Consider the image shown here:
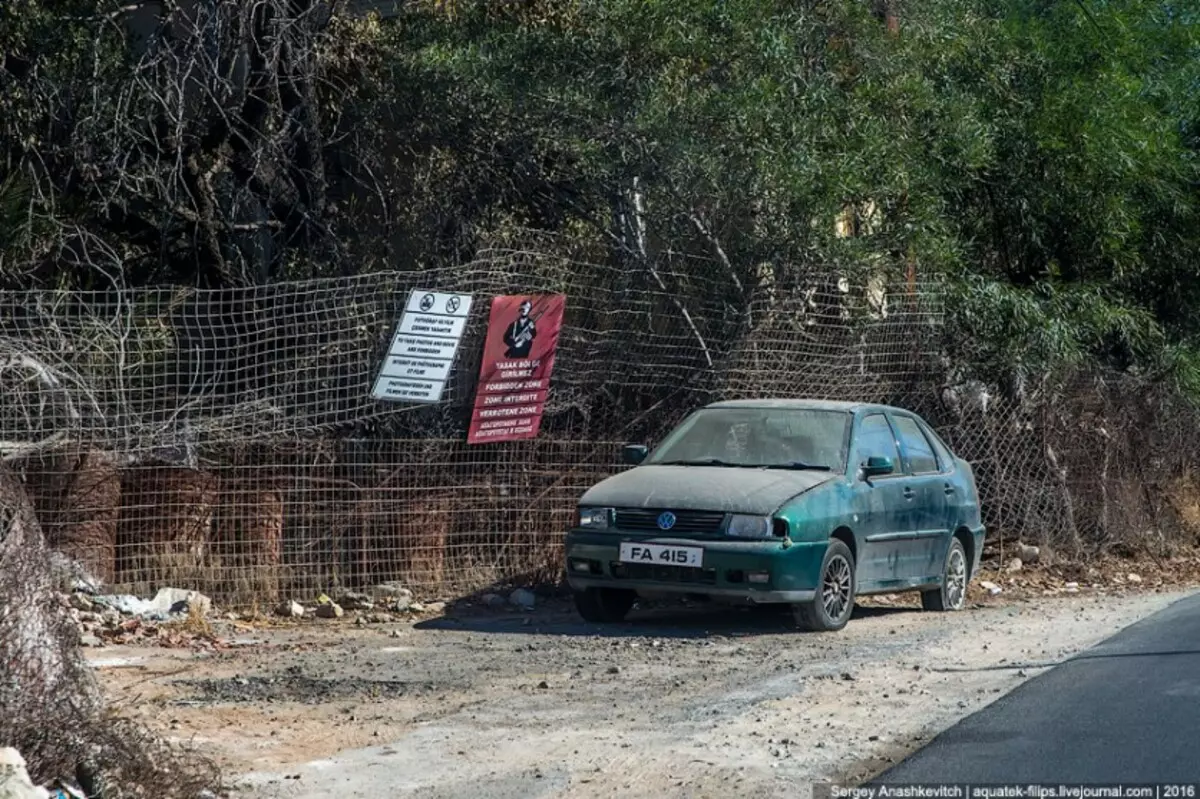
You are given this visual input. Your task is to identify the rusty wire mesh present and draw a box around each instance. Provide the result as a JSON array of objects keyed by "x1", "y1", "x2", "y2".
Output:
[{"x1": 0, "y1": 238, "x2": 1196, "y2": 604}]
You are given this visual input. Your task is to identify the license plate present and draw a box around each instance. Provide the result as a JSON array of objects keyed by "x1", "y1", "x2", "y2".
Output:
[{"x1": 618, "y1": 542, "x2": 703, "y2": 568}]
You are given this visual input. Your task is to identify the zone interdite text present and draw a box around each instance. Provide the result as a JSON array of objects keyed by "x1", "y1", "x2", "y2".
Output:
[{"x1": 824, "y1": 786, "x2": 1194, "y2": 799}]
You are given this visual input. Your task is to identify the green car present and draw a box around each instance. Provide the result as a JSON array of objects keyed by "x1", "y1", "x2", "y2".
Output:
[{"x1": 565, "y1": 399, "x2": 986, "y2": 631}]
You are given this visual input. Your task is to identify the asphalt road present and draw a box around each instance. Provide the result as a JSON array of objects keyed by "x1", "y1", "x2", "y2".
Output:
[{"x1": 874, "y1": 592, "x2": 1200, "y2": 784}]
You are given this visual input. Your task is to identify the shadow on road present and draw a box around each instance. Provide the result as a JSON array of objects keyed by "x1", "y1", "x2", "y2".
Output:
[{"x1": 415, "y1": 600, "x2": 917, "y2": 639}]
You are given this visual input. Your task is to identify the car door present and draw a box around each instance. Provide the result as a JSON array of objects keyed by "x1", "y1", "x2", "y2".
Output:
[
  {"x1": 848, "y1": 412, "x2": 913, "y2": 588},
  {"x1": 888, "y1": 413, "x2": 952, "y2": 583}
]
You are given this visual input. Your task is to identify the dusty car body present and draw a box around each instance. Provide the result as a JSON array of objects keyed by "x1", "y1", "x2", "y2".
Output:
[{"x1": 564, "y1": 399, "x2": 985, "y2": 631}]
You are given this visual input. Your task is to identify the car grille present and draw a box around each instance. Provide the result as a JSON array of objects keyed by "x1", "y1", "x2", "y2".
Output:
[
  {"x1": 611, "y1": 563, "x2": 719, "y2": 585},
  {"x1": 614, "y1": 508, "x2": 726, "y2": 535}
]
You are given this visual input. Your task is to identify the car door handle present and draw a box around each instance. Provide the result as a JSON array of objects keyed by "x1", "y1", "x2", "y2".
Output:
[
  {"x1": 943, "y1": 484, "x2": 956, "y2": 495},
  {"x1": 903, "y1": 487, "x2": 915, "y2": 500}
]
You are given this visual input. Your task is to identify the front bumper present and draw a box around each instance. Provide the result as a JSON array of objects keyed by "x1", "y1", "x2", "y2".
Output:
[{"x1": 564, "y1": 529, "x2": 827, "y2": 602}]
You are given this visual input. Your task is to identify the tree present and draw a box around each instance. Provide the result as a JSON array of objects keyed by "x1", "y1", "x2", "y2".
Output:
[{"x1": 1, "y1": 0, "x2": 394, "y2": 288}]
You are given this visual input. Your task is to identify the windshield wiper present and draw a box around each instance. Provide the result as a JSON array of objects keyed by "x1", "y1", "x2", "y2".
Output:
[
  {"x1": 656, "y1": 458, "x2": 744, "y2": 467},
  {"x1": 764, "y1": 461, "x2": 832, "y2": 471}
]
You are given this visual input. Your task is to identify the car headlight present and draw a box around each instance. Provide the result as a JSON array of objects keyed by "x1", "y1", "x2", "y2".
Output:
[
  {"x1": 577, "y1": 507, "x2": 615, "y2": 530},
  {"x1": 726, "y1": 514, "x2": 773, "y2": 539}
]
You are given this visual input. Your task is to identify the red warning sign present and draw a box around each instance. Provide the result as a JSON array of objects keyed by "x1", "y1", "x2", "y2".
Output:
[{"x1": 467, "y1": 294, "x2": 566, "y2": 445}]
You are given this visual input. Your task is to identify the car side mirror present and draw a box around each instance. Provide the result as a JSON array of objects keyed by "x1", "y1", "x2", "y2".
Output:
[
  {"x1": 862, "y1": 455, "x2": 895, "y2": 478},
  {"x1": 622, "y1": 444, "x2": 649, "y2": 466}
]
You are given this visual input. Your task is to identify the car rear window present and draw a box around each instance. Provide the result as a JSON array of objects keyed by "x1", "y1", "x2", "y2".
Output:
[{"x1": 891, "y1": 415, "x2": 940, "y2": 474}]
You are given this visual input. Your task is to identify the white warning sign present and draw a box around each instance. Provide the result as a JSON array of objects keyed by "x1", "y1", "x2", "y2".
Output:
[{"x1": 371, "y1": 290, "x2": 472, "y2": 403}]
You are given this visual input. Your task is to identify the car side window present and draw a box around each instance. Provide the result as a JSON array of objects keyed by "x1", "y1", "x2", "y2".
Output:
[
  {"x1": 892, "y1": 415, "x2": 940, "y2": 474},
  {"x1": 852, "y1": 414, "x2": 899, "y2": 471},
  {"x1": 920, "y1": 421, "x2": 955, "y2": 473}
]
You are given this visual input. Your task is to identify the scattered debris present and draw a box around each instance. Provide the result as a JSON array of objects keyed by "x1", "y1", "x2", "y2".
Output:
[
  {"x1": 481, "y1": 593, "x2": 507, "y2": 608},
  {"x1": 424, "y1": 601, "x2": 447, "y2": 615},
  {"x1": 149, "y1": 587, "x2": 212, "y2": 617},
  {"x1": 276, "y1": 600, "x2": 305, "y2": 618},
  {"x1": 90, "y1": 594, "x2": 155, "y2": 617},
  {"x1": 1127, "y1": 573, "x2": 1143, "y2": 584},
  {"x1": 66, "y1": 586, "x2": 227, "y2": 650},
  {"x1": 979, "y1": 581, "x2": 1003, "y2": 595},
  {"x1": 1006, "y1": 558, "x2": 1023, "y2": 573},
  {"x1": 68, "y1": 593, "x2": 94, "y2": 613},
  {"x1": 1064, "y1": 582, "x2": 1080, "y2": 593},
  {"x1": 89, "y1": 587, "x2": 212, "y2": 621}
]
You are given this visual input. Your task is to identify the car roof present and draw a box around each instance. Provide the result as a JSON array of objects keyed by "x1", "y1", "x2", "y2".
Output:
[{"x1": 704, "y1": 398, "x2": 917, "y2": 416}]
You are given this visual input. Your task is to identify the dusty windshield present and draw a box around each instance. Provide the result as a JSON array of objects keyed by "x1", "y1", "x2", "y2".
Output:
[{"x1": 647, "y1": 407, "x2": 850, "y2": 471}]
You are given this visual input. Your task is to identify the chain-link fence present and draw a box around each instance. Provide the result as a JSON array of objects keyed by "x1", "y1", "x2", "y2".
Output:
[{"x1": 2, "y1": 239, "x2": 1196, "y2": 603}]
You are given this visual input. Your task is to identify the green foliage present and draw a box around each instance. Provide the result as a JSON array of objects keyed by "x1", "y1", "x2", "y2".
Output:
[{"x1": 386, "y1": 0, "x2": 1200, "y2": 391}]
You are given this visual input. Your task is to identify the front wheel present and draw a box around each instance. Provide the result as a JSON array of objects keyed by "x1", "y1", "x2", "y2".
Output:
[
  {"x1": 794, "y1": 539, "x2": 856, "y2": 632},
  {"x1": 921, "y1": 537, "x2": 967, "y2": 611},
  {"x1": 574, "y1": 587, "x2": 636, "y2": 622}
]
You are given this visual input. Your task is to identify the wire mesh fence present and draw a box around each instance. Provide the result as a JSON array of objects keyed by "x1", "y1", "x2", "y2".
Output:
[{"x1": 2, "y1": 238, "x2": 1197, "y2": 604}]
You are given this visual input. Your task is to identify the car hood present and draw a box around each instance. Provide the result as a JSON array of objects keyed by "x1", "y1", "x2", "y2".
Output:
[{"x1": 579, "y1": 465, "x2": 836, "y2": 515}]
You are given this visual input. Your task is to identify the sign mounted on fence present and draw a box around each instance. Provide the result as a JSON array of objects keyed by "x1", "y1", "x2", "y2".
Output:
[
  {"x1": 467, "y1": 294, "x2": 566, "y2": 445},
  {"x1": 372, "y1": 289, "x2": 473, "y2": 403}
]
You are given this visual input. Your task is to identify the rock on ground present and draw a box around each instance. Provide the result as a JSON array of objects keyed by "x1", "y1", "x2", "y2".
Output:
[
  {"x1": 336, "y1": 592, "x2": 373, "y2": 611},
  {"x1": 508, "y1": 589, "x2": 536, "y2": 610},
  {"x1": 1018, "y1": 543, "x2": 1041, "y2": 564},
  {"x1": 316, "y1": 602, "x2": 344, "y2": 619},
  {"x1": 368, "y1": 582, "x2": 411, "y2": 600}
]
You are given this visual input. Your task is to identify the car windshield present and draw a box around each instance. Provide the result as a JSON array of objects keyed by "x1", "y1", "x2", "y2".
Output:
[{"x1": 646, "y1": 407, "x2": 850, "y2": 471}]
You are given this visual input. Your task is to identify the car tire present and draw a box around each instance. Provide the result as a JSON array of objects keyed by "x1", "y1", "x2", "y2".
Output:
[
  {"x1": 574, "y1": 587, "x2": 636, "y2": 622},
  {"x1": 921, "y1": 537, "x2": 968, "y2": 612},
  {"x1": 794, "y1": 539, "x2": 856, "y2": 632}
]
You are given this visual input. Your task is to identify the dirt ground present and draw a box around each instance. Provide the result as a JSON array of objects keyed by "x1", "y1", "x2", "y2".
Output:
[{"x1": 87, "y1": 569, "x2": 1197, "y2": 799}]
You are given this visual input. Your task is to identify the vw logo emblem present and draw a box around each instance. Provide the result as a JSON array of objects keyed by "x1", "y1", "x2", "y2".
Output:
[
  {"x1": 419, "y1": 293, "x2": 435, "y2": 312},
  {"x1": 657, "y1": 511, "x2": 677, "y2": 531}
]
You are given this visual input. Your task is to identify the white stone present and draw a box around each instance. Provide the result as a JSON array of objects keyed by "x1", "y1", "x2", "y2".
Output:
[
  {"x1": 148, "y1": 587, "x2": 212, "y2": 617},
  {"x1": 276, "y1": 600, "x2": 305, "y2": 618}
]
